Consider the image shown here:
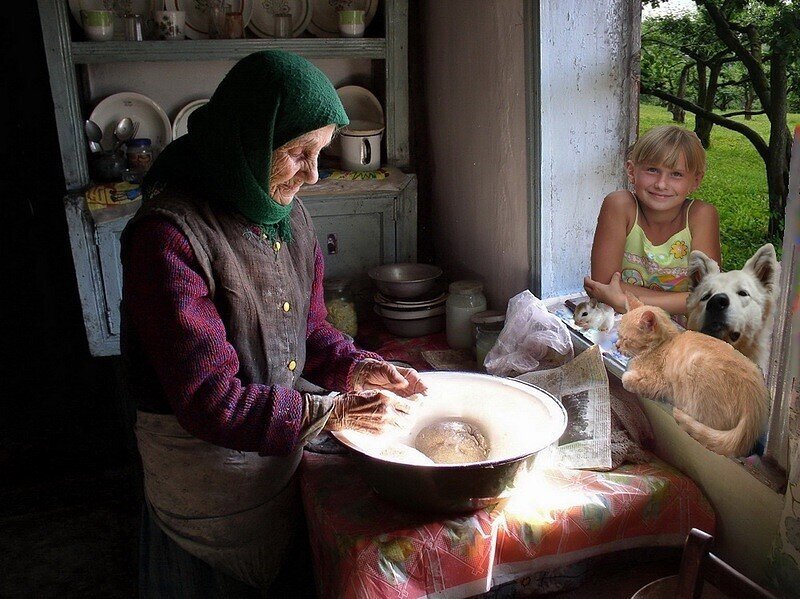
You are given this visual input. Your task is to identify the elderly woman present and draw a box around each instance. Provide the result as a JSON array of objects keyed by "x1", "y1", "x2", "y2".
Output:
[{"x1": 121, "y1": 50, "x2": 425, "y2": 596}]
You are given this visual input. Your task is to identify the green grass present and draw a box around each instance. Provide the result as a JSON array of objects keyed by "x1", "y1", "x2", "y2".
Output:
[{"x1": 638, "y1": 103, "x2": 798, "y2": 269}]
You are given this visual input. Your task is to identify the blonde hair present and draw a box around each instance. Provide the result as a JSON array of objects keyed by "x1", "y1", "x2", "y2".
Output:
[{"x1": 629, "y1": 125, "x2": 706, "y2": 175}]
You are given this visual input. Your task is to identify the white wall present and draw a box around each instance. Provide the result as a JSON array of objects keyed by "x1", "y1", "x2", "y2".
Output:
[
  {"x1": 538, "y1": 0, "x2": 639, "y2": 298},
  {"x1": 418, "y1": 0, "x2": 529, "y2": 310}
]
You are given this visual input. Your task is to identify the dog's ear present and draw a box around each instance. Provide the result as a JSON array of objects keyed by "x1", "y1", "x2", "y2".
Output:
[
  {"x1": 639, "y1": 310, "x2": 656, "y2": 332},
  {"x1": 688, "y1": 250, "x2": 720, "y2": 289},
  {"x1": 743, "y1": 243, "x2": 779, "y2": 294},
  {"x1": 625, "y1": 292, "x2": 643, "y2": 311}
]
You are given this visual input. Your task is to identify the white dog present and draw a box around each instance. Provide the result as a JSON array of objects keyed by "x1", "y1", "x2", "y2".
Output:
[{"x1": 686, "y1": 243, "x2": 779, "y2": 371}]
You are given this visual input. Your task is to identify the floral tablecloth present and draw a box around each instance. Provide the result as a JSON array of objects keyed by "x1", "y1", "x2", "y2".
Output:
[{"x1": 300, "y1": 453, "x2": 715, "y2": 599}]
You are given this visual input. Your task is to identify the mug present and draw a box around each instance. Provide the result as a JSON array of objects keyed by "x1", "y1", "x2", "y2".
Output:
[
  {"x1": 340, "y1": 121, "x2": 384, "y2": 172},
  {"x1": 81, "y1": 10, "x2": 114, "y2": 41},
  {"x1": 155, "y1": 10, "x2": 185, "y2": 40},
  {"x1": 338, "y1": 9, "x2": 365, "y2": 37},
  {"x1": 224, "y1": 12, "x2": 244, "y2": 39},
  {"x1": 273, "y1": 13, "x2": 292, "y2": 38}
]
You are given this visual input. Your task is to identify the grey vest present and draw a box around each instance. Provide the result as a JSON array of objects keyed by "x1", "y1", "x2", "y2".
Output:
[{"x1": 123, "y1": 190, "x2": 318, "y2": 409}]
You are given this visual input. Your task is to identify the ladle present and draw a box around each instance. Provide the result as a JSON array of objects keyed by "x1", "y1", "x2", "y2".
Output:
[
  {"x1": 113, "y1": 117, "x2": 135, "y2": 152},
  {"x1": 84, "y1": 119, "x2": 103, "y2": 153}
]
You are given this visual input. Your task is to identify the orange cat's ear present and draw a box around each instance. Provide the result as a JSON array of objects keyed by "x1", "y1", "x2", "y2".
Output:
[
  {"x1": 624, "y1": 292, "x2": 643, "y2": 311},
  {"x1": 639, "y1": 310, "x2": 656, "y2": 331}
]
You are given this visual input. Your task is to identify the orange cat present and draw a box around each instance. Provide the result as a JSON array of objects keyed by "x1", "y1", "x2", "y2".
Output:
[{"x1": 616, "y1": 293, "x2": 768, "y2": 457}]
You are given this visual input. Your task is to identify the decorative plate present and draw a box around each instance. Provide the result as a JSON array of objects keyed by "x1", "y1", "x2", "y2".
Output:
[
  {"x1": 172, "y1": 98, "x2": 209, "y2": 139},
  {"x1": 247, "y1": 0, "x2": 312, "y2": 38},
  {"x1": 89, "y1": 92, "x2": 172, "y2": 152},
  {"x1": 306, "y1": 0, "x2": 378, "y2": 38},
  {"x1": 167, "y1": 0, "x2": 253, "y2": 39},
  {"x1": 68, "y1": 0, "x2": 152, "y2": 39}
]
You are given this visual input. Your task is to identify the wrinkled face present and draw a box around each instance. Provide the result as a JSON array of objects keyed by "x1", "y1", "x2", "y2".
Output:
[
  {"x1": 269, "y1": 124, "x2": 335, "y2": 206},
  {"x1": 626, "y1": 153, "x2": 702, "y2": 213}
]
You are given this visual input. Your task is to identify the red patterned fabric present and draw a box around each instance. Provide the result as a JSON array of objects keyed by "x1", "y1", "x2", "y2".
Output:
[
  {"x1": 124, "y1": 217, "x2": 379, "y2": 454},
  {"x1": 300, "y1": 454, "x2": 715, "y2": 599}
]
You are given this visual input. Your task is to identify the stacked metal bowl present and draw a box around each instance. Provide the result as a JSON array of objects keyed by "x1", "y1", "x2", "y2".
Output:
[{"x1": 368, "y1": 263, "x2": 446, "y2": 337}]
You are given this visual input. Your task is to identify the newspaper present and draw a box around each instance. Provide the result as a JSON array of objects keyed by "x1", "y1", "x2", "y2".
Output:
[{"x1": 515, "y1": 345, "x2": 612, "y2": 470}]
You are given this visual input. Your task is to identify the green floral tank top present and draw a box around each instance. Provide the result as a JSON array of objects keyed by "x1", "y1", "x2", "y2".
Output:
[{"x1": 620, "y1": 197, "x2": 694, "y2": 293}]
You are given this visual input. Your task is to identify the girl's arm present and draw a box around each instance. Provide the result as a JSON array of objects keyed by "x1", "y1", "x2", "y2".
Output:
[
  {"x1": 585, "y1": 201, "x2": 722, "y2": 315},
  {"x1": 590, "y1": 191, "x2": 634, "y2": 285}
]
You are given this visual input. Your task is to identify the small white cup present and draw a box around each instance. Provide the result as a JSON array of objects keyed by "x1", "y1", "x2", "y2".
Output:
[
  {"x1": 81, "y1": 10, "x2": 114, "y2": 41},
  {"x1": 156, "y1": 10, "x2": 186, "y2": 40},
  {"x1": 338, "y1": 9, "x2": 365, "y2": 38},
  {"x1": 340, "y1": 120, "x2": 384, "y2": 172}
]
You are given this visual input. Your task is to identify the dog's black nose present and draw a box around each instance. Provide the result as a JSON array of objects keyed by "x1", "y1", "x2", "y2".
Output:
[{"x1": 706, "y1": 293, "x2": 729, "y2": 313}]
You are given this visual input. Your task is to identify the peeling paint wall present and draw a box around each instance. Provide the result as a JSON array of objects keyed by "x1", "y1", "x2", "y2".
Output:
[
  {"x1": 418, "y1": 0, "x2": 528, "y2": 310},
  {"x1": 539, "y1": 0, "x2": 639, "y2": 298}
]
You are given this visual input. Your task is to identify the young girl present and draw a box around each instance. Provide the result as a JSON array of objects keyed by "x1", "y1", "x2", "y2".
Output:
[{"x1": 584, "y1": 125, "x2": 721, "y2": 316}]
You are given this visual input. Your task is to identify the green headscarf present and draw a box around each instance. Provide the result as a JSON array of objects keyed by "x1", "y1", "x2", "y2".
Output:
[{"x1": 142, "y1": 50, "x2": 349, "y2": 242}]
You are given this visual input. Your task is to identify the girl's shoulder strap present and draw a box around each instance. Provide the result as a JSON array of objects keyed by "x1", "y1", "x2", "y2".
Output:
[
  {"x1": 685, "y1": 198, "x2": 696, "y2": 228},
  {"x1": 630, "y1": 191, "x2": 640, "y2": 228}
]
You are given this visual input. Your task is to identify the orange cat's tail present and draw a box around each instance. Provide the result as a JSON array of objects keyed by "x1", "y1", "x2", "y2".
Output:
[{"x1": 672, "y1": 407, "x2": 762, "y2": 457}]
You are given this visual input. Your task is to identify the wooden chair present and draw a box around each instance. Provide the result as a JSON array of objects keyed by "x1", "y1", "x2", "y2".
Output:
[{"x1": 675, "y1": 528, "x2": 779, "y2": 599}]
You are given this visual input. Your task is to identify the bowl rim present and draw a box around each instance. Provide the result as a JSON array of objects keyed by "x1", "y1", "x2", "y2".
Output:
[
  {"x1": 367, "y1": 262, "x2": 443, "y2": 284},
  {"x1": 331, "y1": 371, "x2": 568, "y2": 469}
]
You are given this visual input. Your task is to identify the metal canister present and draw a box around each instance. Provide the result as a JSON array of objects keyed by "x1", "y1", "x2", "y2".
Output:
[{"x1": 124, "y1": 14, "x2": 144, "y2": 41}]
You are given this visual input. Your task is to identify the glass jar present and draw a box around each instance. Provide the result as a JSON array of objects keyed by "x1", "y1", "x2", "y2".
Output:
[
  {"x1": 126, "y1": 138, "x2": 153, "y2": 174},
  {"x1": 324, "y1": 278, "x2": 358, "y2": 337},
  {"x1": 471, "y1": 310, "x2": 505, "y2": 370},
  {"x1": 445, "y1": 280, "x2": 487, "y2": 349}
]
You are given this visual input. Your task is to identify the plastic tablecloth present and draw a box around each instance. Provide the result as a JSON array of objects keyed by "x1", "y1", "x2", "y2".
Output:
[
  {"x1": 300, "y1": 453, "x2": 715, "y2": 599},
  {"x1": 303, "y1": 317, "x2": 715, "y2": 598}
]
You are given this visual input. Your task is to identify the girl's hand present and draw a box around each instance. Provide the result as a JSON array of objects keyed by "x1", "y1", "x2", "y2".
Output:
[
  {"x1": 352, "y1": 358, "x2": 428, "y2": 397},
  {"x1": 324, "y1": 389, "x2": 421, "y2": 434},
  {"x1": 584, "y1": 272, "x2": 626, "y2": 314}
]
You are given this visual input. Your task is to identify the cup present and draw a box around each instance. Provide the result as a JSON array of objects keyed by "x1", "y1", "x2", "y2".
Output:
[
  {"x1": 81, "y1": 10, "x2": 114, "y2": 41},
  {"x1": 273, "y1": 13, "x2": 292, "y2": 38},
  {"x1": 224, "y1": 12, "x2": 244, "y2": 39},
  {"x1": 124, "y1": 13, "x2": 144, "y2": 41},
  {"x1": 340, "y1": 121, "x2": 384, "y2": 172},
  {"x1": 338, "y1": 9, "x2": 365, "y2": 37},
  {"x1": 207, "y1": 2, "x2": 227, "y2": 39},
  {"x1": 155, "y1": 10, "x2": 186, "y2": 40}
]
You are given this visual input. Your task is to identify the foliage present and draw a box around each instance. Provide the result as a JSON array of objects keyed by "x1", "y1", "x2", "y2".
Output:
[
  {"x1": 639, "y1": 103, "x2": 799, "y2": 270},
  {"x1": 641, "y1": 0, "x2": 800, "y2": 239}
]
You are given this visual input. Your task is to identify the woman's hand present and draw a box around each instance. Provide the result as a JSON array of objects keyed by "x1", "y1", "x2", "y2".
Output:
[
  {"x1": 584, "y1": 272, "x2": 627, "y2": 314},
  {"x1": 324, "y1": 390, "x2": 421, "y2": 434},
  {"x1": 352, "y1": 358, "x2": 428, "y2": 397}
]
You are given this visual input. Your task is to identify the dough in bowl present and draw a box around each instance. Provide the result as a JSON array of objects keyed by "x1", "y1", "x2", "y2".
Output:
[{"x1": 414, "y1": 419, "x2": 490, "y2": 464}]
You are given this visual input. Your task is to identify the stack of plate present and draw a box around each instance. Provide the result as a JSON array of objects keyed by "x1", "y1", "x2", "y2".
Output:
[{"x1": 374, "y1": 289, "x2": 447, "y2": 338}]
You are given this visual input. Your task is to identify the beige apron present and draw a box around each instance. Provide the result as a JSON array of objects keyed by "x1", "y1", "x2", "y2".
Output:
[{"x1": 135, "y1": 410, "x2": 303, "y2": 589}]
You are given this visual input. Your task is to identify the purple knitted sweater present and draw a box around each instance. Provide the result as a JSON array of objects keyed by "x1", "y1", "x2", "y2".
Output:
[{"x1": 124, "y1": 217, "x2": 379, "y2": 455}]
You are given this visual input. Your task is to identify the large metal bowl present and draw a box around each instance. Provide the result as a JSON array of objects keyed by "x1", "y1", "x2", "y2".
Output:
[
  {"x1": 367, "y1": 263, "x2": 443, "y2": 299},
  {"x1": 332, "y1": 372, "x2": 567, "y2": 514}
]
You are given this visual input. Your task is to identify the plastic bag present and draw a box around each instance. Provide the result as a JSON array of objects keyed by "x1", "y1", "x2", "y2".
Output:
[{"x1": 484, "y1": 290, "x2": 573, "y2": 377}]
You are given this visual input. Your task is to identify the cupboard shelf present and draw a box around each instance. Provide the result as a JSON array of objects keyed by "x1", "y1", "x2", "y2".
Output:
[{"x1": 71, "y1": 38, "x2": 387, "y2": 63}]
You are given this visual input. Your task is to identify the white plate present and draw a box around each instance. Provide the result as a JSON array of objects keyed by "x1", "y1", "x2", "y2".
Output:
[
  {"x1": 307, "y1": 0, "x2": 378, "y2": 37},
  {"x1": 68, "y1": 0, "x2": 152, "y2": 39},
  {"x1": 172, "y1": 98, "x2": 209, "y2": 139},
  {"x1": 247, "y1": 0, "x2": 312, "y2": 38},
  {"x1": 167, "y1": 0, "x2": 253, "y2": 39},
  {"x1": 90, "y1": 92, "x2": 172, "y2": 152},
  {"x1": 325, "y1": 85, "x2": 383, "y2": 157}
]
